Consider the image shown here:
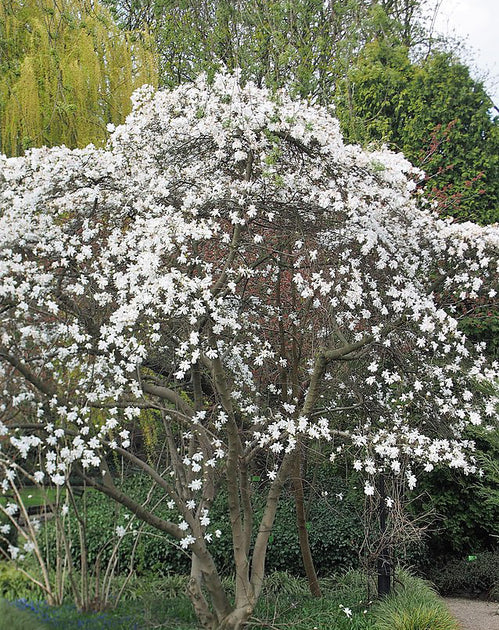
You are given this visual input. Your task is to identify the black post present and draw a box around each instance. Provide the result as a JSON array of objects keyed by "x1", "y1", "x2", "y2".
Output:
[{"x1": 377, "y1": 474, "x2": 391, "y2": 597}]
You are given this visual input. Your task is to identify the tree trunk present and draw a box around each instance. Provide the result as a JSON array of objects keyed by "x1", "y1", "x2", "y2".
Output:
[
  {"x1": 377, "y1": 475, "x2": 391, "y2": 597},
  {"x1": 292, "y1": 449, "x2": 322, "y2": 597},
  {"x1": 218, "y1": 605, "x2": 253, "y2": 630},
  {"x1": 187, "y1": 555, "x2": 217, "y2": 629}
]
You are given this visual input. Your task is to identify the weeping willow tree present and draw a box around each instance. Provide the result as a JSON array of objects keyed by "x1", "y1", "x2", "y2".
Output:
[{"x1": 0, "y1": 0, "x2": 157, "y2": 155}]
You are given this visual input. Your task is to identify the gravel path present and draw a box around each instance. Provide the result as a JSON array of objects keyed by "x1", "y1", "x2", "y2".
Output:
[{"x1": 444, "y1": 597, "x2": 499, "y2": 630}]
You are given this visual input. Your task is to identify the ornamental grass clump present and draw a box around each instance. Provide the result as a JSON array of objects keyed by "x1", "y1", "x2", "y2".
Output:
[
  {"x1": 374, "y1": 604, "x2": 459, "y2": 630},
  {"x1": 373, "y1": 572, "x2": 459, "y2": 630}
]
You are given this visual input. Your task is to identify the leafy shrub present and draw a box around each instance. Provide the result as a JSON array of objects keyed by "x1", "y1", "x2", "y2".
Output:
[
  {"x1": 39, "y1": 479, "x2": 190, "y2": 577},
  {"x1": 410, "y1": 427, "x2": 499, "y2": 560},
  {"x1": 0, "y1": 563, "x2": 43, "y2": 601},
  {"x1": 308, "y1": 491, "x2": 364, "y2": 574},
  {"x1": 426, "y1": 550, "x2": 499, "y2": 597},
  {"x1": 251, "y1": 476, "x2": 364, "y2": 577}
]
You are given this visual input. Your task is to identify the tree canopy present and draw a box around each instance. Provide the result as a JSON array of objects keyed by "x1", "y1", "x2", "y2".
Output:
[
  {"x1": 0, "y1": 0, "x2": 157, "y2": 156},
  {"x1": 0, "y1": 74, "x2": 497, "y2": 628}
]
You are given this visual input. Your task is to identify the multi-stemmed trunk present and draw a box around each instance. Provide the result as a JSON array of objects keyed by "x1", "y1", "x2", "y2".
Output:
[{"x1": 185, "y1": 451, "x2": 295, "y2": 629}]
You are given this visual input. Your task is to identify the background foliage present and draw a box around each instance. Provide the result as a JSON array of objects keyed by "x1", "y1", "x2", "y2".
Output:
[
  {"x1": 37, "y1": 474, "x2": 365, "y2": 578},
  {"x1": 103, "y1": 0, "x2": 499, "y2": 224},
  {"x1": 0, "y1": 0, "x2": 157, "y2": 155}
]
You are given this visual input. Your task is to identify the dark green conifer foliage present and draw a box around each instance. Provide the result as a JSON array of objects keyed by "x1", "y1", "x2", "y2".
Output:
[{"x1": 335, "y1": 41, "x2": 499, "y2": 224}]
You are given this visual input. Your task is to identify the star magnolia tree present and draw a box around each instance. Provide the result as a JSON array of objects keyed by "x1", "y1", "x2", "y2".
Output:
[{"x1": 0, "y1": 73, "x2": 498, "y2": 628}]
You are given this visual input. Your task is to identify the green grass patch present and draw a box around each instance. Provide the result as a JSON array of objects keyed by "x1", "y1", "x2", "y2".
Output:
[
  {"x1": 372, "y1": 573, "x2": 459, "y2": 630},
  {"x1": 252, "y1": 571, "x2": 373, "y2": 630},
  {"x1": 0, "y1": 487, "x2": 57, "y2": 510},
  {"x1": 10, "y1": 600, "x2": 141, "y2": 629},
  {"x1": 0, "y1": 599, "x2": 49, "y2": 630}
]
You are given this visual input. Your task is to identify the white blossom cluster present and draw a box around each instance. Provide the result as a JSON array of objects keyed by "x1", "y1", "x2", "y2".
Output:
[{"x1": 0, "y1": 72, "x2": 497, "y2": 550}]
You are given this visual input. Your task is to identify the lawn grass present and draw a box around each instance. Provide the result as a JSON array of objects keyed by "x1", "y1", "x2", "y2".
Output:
[{"x1": 0, "y1": 487, "x2": 57, "y2": 510}]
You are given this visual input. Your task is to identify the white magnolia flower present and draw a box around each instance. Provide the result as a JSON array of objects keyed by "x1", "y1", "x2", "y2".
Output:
[
  {"x1": 34, "y1": 471, "x2": 45, "y2": 483},
  {"x1": 5, "y1": 503, "x2": 18, "y2": 516},
  {"x1": 8, "y1": 545, "x2": 20, "y2": 560},
  {"x1": 115, "y1": 526, "x2": 126, "y2": 538},
  {"x1": 180, "y1": 535, "x2": 196, "y2": 549},
  {"x1": 364, "y1": 483, "x2": 375, "y2": 497}
]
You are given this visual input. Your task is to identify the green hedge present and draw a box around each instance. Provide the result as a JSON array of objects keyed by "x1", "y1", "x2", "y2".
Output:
[
  {"x1": 410, "y1": 427, "x2": 499, "y2": 561},
  {"x1": 39, "y1": 474, "x2": 365, "y2": 577},
  {"x1": 39, "y1": 480, "x2": 191, "y2": 576}
]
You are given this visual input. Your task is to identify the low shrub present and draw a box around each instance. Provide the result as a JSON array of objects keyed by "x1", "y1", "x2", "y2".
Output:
[
  {"x1": 0, "y1": 563, "x2": 43, "y2": 601},
  {"x1": 426, "y1": 550, "x2": 499, "y2": 597}
]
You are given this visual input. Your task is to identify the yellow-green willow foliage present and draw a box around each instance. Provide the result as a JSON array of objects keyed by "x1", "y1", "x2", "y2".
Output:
[{"x1": 0, "y1": 0, "x2": 157, "y2": 155}]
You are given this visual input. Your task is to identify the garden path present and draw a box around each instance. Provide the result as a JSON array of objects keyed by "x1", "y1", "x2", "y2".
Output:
[{"x1": 444, "y1": 597, "x2": 499, "y2": 630}]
